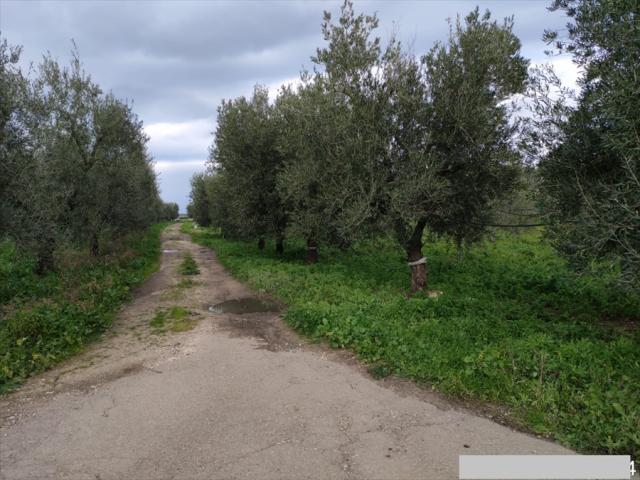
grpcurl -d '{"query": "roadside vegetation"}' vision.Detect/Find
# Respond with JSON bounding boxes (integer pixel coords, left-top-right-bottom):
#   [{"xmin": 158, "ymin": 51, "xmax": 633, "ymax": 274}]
[
  {"xmin": 184, "ymin": 221, "xmax": 639, "ymax": 455},
  {"xmin": 185, "ymin": 0, "xmax": 639, "ymax": 455},
  {"xmin": 0, "ymin": 36, "xmax": 177, "ymax": 391},
  {"xmin": 0, "ymin": 223, "xmax": 167, "ymax": 393}
]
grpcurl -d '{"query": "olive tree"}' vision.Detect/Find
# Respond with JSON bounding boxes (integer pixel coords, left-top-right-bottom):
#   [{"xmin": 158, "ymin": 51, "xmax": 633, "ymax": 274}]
[
  {"xmin": 209, "ymin": 85, "xmax": 287, "ymax": 252},
  {"xmin": 384, "ymin": 9, "xmax": 529, "ymax": 292},
  {"xmin": 0, "ymin": 39, "xmax": 29, "ymax": 238},
  {"xmin": 277, "ymin": 0, "xmax": 391, "ymax": 263},
  {"xmin": 539, "ymin": 0, "xmax": 640, "ymax": 287},
  {"xmin": 160, "ymin": 202, "xmax": 179, "ymax": 221},
  {"xmin": 188, "ymin": 172, "xmax": 212, "ymax": 227},
  {"xmin": 27, "ymin": 52, "xmax": 161, "ymax": 259},
  {"xmin": 2, "ymin": 42, "xmax": 163, "ymax": 271},
  {"xmin": 78, "ymin": 93, "xmax": 160, "ymax": 254}
]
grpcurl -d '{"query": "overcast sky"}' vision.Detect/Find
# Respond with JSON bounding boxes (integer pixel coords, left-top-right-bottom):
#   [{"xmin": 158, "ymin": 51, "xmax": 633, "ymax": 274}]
[{"xmin": 0, "ymin": 0, "xmax": 576, "ymax": 212}]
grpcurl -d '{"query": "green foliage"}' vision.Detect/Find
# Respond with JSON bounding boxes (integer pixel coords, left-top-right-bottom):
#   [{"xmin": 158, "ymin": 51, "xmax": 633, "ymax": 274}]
[
  {"xmin": 179, "ymin": 253, "xmax": 199, "ymax": 275},
  {"xmin": 415, "ymin": 9, "xmax": 528, "ymax": 244},
  {"xmin": 0, "ymin": 223, "xmax": 167, "ymax": 393},
  {"xmin": 0, "ymin": 39, "xmax": 28, "ymax": 237},
  {"xmin": 204, "ymin": 172, "xmax": 238, "ymax": 238},
  {"xmin": 159, "ymin": 202, "xmax": 179, "ymax": 221},
  {"xmin": 185, "ymin": 221, "xmax": 640, "ymax": 455},
  {"xmin": 187, "ymin": 172, "xmax": 212, "ymax": 227},
  {"xmin": 149, "ymin": 306, "xmax": 195, "ymax": 334},
  {"xmin": 209, "ymin": 85, "xmax": 287, "ymax": 241},
  {"xmin": 539, "ymin": 0, "xmax": 640, "ymax": 287},
  {"xmin": 196, "ymin": 1, "xmax": 532, "ymax": 288},
  {"xmin": 276, "ymin": 1, "xmax": 390, "ymax": 248},
  {"xmin": 0, "ymin": 37, "xmax": 165, "ymax": 273}
]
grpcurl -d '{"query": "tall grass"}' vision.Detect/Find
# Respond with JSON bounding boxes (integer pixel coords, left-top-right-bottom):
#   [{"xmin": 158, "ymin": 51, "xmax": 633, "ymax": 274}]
[{"xmin": 183, "ymin": 222, "xmax": 640, "ymax": 455}]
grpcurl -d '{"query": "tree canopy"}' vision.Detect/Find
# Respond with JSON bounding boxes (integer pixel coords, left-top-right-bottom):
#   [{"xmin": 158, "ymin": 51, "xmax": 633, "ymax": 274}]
[
  {"xmin": 188, "ymin": 0, "xmax": 638, "ymax": 292},
  {"xmin": 0, "ymin": 40, "xmax": 169, "ymax": 272},
  {"xmin": 539, "ymin": 0, "xmax": 640, "ymax": 287}
]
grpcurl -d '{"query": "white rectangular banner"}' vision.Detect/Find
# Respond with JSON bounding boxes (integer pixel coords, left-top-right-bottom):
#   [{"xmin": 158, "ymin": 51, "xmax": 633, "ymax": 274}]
[{"xmin": 459, "ymin": 455, "xmax": 632, "ymax": 480}]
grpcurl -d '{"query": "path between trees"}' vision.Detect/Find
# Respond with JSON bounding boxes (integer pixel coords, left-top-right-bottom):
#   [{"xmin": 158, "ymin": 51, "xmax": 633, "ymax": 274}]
[{"xmin": 0, "ymin": 223, "xmax": 570, "ymax": 480}]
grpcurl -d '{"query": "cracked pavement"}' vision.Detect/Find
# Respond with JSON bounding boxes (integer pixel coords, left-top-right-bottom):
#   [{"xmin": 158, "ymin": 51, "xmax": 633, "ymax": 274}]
[{"xmin": 0, "ymin": 223, "xmax": 571, "ymax": 480}]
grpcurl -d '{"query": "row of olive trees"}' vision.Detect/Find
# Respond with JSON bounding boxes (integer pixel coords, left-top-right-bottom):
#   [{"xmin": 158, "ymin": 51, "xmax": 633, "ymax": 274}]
[
  {"xmin": 0, "ymin": 39, "xmax": 174, "ymax": 273},
  {"xmin": 191, "ymin": 0, "xmax": 639, "ymax": 290},
  {"xmin": 189, "ymin": 1, "xmax": 530, "ymax": 293}
]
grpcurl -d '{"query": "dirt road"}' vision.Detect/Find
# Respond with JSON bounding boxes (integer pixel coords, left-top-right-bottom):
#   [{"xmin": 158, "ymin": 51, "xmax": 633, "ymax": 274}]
[{"xmin": 0, "ymin": 223, "xmax": 570, "ymax": 479}]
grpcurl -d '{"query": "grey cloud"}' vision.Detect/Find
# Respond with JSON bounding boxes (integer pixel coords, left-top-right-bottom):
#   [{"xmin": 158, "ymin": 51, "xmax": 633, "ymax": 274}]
[{"xmin": 0, "ymin": 0, "xmax": 570, "ymax": 211}]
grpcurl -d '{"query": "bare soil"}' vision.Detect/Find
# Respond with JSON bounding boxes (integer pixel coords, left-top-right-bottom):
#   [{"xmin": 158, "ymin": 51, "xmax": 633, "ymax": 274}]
[{"xmin": 0, "ymin": 223, "xmax": 571, "ymax": 480}]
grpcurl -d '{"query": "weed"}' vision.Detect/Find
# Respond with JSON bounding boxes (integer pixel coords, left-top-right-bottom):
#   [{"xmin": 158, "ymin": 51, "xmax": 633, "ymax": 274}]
[
  {"xmin": 160, "ymin": 278, "xmax": 198, "ymax": 301},
  {"xmin": 150, "ymin": 311, "xmax": 167, "ymax": 332},
  {"xmin": 169, "ymin": 318, "xmax": 197, "ymax": 333},
  {"xmin": 179, "ymin": 253, "xmax": 199, "ymax": 275},
  {"xmin": 168, "ymin": 306, "xmax": 188, "ymax": 319},
  {"xmin": 368, "ymin": 362, "xmax": 392, "ymax": 379},
  {"xmin": 176, "ymin": 278, "xmax": 197, "ymax": 288},
  {"xmin": 150, "ymin": 306, "xmax": 196, "ymax": 334}
]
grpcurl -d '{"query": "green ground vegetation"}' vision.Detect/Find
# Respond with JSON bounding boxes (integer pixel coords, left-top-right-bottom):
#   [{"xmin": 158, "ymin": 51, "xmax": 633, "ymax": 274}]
[
  {"xmin": 179, "ymin": 253, "xmax": 200, "ymax": 276},
  {"xmin": 150, "ymin": 306, "xmax": 196, "ymax": 334},
  {"xmin": 0, "ymin": 223, "xmax": 168, "ymax": 393},
  {"xmin": 182, "ymin": 221, "xmax": 640, "ymax": 455}
]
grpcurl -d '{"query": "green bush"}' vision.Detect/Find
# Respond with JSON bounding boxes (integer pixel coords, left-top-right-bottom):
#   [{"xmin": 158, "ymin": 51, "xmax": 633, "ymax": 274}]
[
  {"xmin": 0, "ymin": 223, "xmax": 167, "ymax": 392},
  {"xmin": 183, "ymin": 221, "xmax": 640, "ymax": 455}
]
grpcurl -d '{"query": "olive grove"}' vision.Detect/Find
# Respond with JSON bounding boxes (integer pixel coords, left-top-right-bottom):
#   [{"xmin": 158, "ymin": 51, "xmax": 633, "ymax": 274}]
[
  {"xmin": 0, "ymin": 40, "xmax": 172, "ymax": 273},
  {"xmin": 189, "ymin": 0, "xmax": 639, "ymax": 292}
]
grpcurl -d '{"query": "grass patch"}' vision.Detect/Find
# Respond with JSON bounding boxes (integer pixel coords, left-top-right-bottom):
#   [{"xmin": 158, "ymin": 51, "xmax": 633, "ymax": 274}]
[
  {"xmin": 169, "ymin": 318, "xmax": 197, "ymax": 333},
  {"xmin": 168, "ymin": 305, "xmax": 189, "ymax": 319},
  {"xmin": 0, "ymin": 223, "xmax": 169, "ymax": 393},
  {"xmin": 160, "ymin": 278, "xmax": 198, "ymax": 301},
  {"xmin": 150, "ymin": 310, "xmax": 168, "ymax": 331},
  {"xmin": 150, "ymin": 306, "xmax": 196, "ymax": 334},
  {"xmin": 179, "ymin": 253, "xmax": 200, "ymax": 275},
  {"xmin": 176, "ymin": 278, "xmax": 197, "ymax": 288},
  {"xmin": 182, "ymin": 220, "xmax": 640, "ymax": 455}
]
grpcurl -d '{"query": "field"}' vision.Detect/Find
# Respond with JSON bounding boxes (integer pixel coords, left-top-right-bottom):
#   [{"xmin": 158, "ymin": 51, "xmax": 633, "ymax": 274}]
[
  {"xmin": 183, "ymin": 222, "xmax": 640, "ymax": 455},
  {"xmin": 0, "ymin": 223, "xmax": 167, "ymax": 393}
]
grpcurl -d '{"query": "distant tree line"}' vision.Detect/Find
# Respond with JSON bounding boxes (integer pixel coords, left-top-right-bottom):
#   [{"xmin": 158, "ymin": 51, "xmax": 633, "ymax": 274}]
[
  {"xmin": 0, "ymin": 39, "xmax": 175, "ymax": 273},
  {"xmin": 188, "ymin": 0, "xmax": 639, "ymax": 292}
]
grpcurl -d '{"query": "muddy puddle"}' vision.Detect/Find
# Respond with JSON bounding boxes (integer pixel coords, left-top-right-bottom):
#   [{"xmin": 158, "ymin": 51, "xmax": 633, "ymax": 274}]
[{"xmin": 208, "ymin": 298, "xmax": 279, "ymax": 315}]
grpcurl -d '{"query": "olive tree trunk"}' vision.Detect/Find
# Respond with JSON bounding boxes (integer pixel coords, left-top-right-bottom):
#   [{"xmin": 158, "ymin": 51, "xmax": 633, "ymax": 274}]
[
  {"xmin": 406, "ymin": 219, "xmax": 428, "ymax": 294},
  {"xmin": 258, "ymin": 238, "xmax": 265, "ymax": 250},
  {"xmin": 90, "ymin": 232, "xmax": 100, "ymax": 257},
  {"xmin": 36, "ymin": 240, "xmax": 55, "ymax": 275},
  {"xmin": 306, "ymin": 238, "xmax": 318, "ymax": 264},
  {"xmin": 275, "ymin": 236, "xmax": 284, "ymax": 255}
]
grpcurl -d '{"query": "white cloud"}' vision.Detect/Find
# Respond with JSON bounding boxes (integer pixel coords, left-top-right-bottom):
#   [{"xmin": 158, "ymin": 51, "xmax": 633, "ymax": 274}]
[
  {"xmin": 549, "ymin": 56, "xmax": 582, "ymax": 92},
  {"xmin": 154, "ymin": 160, "xmax": 206, "ymax": 171},
  {"xmin": 531, "ymin": 55, "xmax": 582, "ymax": 94},
  {"xmin": 144, "ymin": 118, "xmax": 212, "ymax": 160},
  {"xmin": 266, "ymin": 76, "xmax": 303, "ymax": 102}
]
